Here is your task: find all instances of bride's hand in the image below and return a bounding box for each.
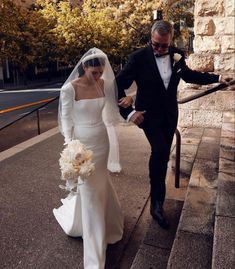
[118,96,133,108]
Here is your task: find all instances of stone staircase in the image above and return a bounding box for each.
[212,112,235,269]
[129,112,235,269]
[167,127,221,269]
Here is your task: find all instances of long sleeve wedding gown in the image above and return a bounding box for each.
[53,82,124,269]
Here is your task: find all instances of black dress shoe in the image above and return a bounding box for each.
[150,202,169,230]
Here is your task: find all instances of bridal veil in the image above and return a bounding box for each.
[58,47,122,172]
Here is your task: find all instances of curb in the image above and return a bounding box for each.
[0,127,59,162]
[0,80,64,91]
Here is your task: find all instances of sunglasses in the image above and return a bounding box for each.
[150,41,169,49]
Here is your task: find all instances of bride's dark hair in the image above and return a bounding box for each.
[78,57,105,76]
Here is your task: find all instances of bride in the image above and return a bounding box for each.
[53,48,132,269]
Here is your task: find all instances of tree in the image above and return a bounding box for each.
[0,0,57,74]
[0,0,22,64]
[82,0,168,59]
[36,0,125,65]
[3,0,193,77]
[165,0,194,49]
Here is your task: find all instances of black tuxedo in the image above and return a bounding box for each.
[116,45,219,204]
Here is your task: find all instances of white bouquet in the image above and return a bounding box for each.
[59,140,95,196]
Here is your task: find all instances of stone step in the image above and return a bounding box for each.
[212,111,235,269]
[126,128,198,269]
[170,127,204,177]
[130,199,184,269]
[167,127,221,269]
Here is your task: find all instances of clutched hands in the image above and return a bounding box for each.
[118,96,133,108]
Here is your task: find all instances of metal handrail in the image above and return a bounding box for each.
[178,80,235,104]
[174,80,235,188]
[174,129,181,188]
[0,96,59,134]
[1,80,234,188]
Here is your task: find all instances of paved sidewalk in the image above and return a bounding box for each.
[0,123,151,269]
[1,123,229,268]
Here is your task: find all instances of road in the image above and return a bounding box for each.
[0,83,62,152]
[0,83,62,128]
[0,81,137,152]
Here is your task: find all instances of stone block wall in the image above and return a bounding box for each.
[178,0,235,128]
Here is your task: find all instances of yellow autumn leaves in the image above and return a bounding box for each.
[0,0,193,72]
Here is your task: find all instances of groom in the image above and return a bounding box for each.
[116,20,232,229]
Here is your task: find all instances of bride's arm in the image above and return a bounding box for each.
[59,84,75,145]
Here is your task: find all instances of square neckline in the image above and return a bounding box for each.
[74,96,105,102]
[69,82,105,102]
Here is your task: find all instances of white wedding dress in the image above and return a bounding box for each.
[53,83,124,269]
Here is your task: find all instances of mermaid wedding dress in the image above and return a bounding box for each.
[53,82,124,269]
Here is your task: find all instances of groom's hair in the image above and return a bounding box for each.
[78,57,105,76]
[151,20,174,37]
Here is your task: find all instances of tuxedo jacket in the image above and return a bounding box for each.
[116,45,219,127]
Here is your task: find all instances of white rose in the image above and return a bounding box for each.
[173,53,182,63]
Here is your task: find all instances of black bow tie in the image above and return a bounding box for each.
[155,52,169,58]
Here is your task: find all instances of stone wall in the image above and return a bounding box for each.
[178,0,235,128]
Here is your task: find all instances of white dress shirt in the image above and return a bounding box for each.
[155,54,172,89]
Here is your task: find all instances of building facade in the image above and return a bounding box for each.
[178,0,235,128]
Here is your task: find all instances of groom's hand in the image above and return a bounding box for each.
[219,75,233,85]
[130,111,146,125]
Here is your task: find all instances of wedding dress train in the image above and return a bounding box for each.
[53,85,124,269]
